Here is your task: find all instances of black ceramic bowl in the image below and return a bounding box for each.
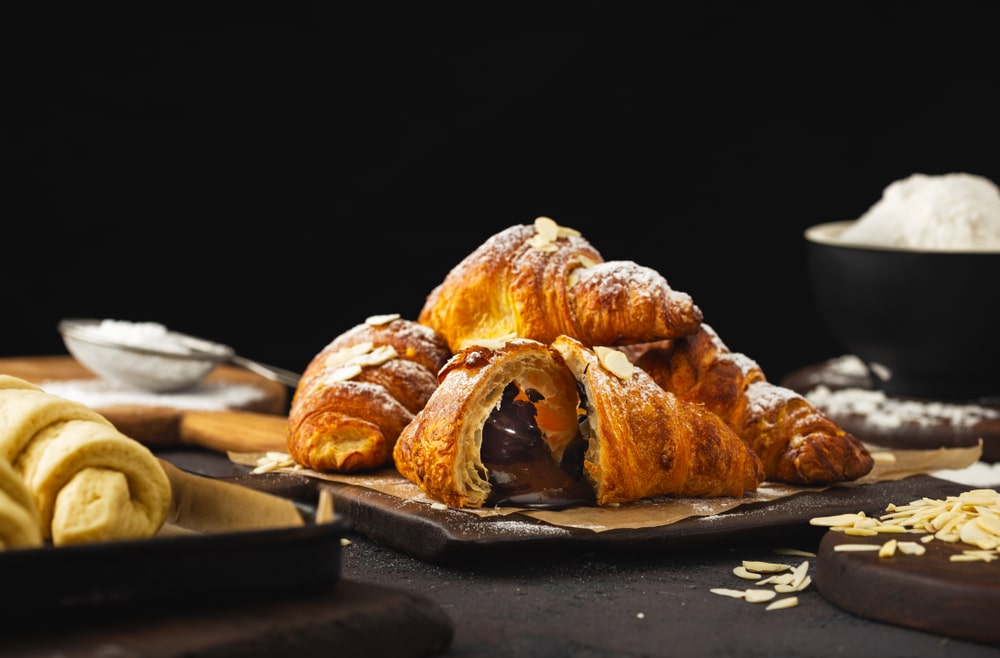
[805,220,1000,401]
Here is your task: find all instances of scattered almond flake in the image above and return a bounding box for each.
[733,566,762,580]
[810,512,868,527]
[340,538,353,547]
[789,561,810,588]
[594,346,634,380]
[430,502,448,511]
[878,538,898,558]
[950,552,995,563]
[774,547,816,557]
[757,574,793,586]
[834,544,882,552]
[743,589,777,603]
[252,451,302,474]
[742,560,791,573]
[776,575,812,593]
[636,612,645,619]
[766,597,799,611]
[844,527,879,537]
[896,541,927,556]
[710,588,746,599]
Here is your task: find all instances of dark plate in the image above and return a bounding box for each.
[1,500,347,621]
[322,474,971,564]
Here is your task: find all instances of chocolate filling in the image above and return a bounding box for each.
[482,382,594,509]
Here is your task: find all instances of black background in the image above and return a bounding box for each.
[5,3,1000,384]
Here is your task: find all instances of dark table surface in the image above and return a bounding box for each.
[15,448,1000,658]
[340,522,1000,658]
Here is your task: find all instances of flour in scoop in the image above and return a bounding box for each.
[840,172,1000,251]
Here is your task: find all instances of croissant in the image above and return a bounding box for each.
[0,456,42,550]
[392,336,764,509]
[624,324,874,485]
[418,217,704,352]
[0,375,172,546]
[287,314,452,472]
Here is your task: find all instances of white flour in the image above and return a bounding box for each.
[40,378,266,411]
[840,172,1000,251]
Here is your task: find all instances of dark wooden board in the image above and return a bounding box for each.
[815,529,1000,645]
[320,473,973,564]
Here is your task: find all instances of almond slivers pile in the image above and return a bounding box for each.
[811,488,1000,563]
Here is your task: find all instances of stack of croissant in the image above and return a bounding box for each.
[288,217,873,509]
[0,375,172,549]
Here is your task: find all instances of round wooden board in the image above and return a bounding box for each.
[0,356,289,448]
[815,529,1000,645]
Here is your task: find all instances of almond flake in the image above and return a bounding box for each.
[810,512,867,527]
[833,544,881,552]
[743,589,777,603]
[710,588,746,599]
[733,566,761,580]
[594,346,634,380]
[765,597,799,611]
[742,560,790,573]
[365,313,401,326]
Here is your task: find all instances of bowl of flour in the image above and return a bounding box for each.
[806,172,1000,400]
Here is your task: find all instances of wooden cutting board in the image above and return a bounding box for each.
[815,529,1000,645]
[0,356,291,453]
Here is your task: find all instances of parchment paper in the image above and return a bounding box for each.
[229,442,983,533]
[158,459,305,535]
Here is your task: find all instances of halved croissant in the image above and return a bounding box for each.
[0,375,171,546]
[418,217,703,351]
[625,324,874,485]
[287,314,452,472]
[392,336,764,508]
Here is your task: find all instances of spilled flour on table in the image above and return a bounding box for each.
[39,378,266,411]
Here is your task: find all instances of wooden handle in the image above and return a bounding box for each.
[179,410,289,454]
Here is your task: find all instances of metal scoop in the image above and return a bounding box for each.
[58,318,301,393]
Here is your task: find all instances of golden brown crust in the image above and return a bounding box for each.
[392,336,763,509]
[550,336,764,504]
[392,339,581,508]
[418,220,703,352]
[287,317,452,473]
[626,324,874,485]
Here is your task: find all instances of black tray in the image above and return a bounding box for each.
[3,489,347,620]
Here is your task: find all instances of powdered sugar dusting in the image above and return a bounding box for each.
[745,379,800,418]
[804,384,999,430]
